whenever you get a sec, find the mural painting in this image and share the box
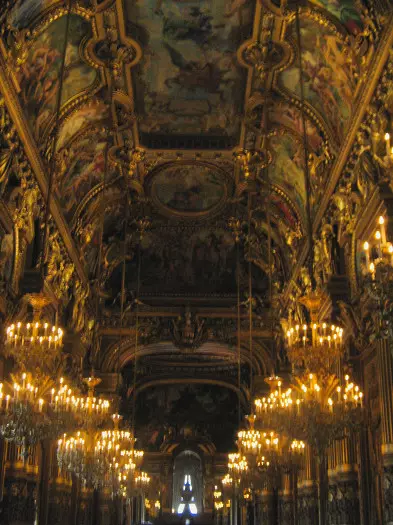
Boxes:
[280,18,356,138]
[17,14,97,139]
[309,0,363,34]
[56,101,108,151]
[268,134,306,216]
[7,0,59,29]
[151,164,226,214]
[127,0,255,140]
[134,384,240,452]
[55,133,107,220]
[268,99,324,152]
[106,227,267,297]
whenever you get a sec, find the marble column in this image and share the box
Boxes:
[377,338,393,524]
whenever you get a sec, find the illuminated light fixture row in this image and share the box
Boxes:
[363,215,393,277]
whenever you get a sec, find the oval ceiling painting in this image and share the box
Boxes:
[150,163,228,217]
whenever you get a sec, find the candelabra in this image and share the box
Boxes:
[135,471,150,488]
[362,214,393,339]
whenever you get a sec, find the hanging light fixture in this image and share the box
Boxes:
[0,374,81,456]
[56,383,141,493]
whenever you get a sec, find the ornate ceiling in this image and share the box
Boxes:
[0,0,389,448]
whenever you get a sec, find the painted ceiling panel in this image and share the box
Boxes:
[280,17,356,139]
[8,0,58,29]
[126,0,255,147]
[309,0,363,34]
[55,130,109,220]
[17,14,98,140]
[268,133,306,217]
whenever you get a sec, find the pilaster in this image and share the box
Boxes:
[298,446,318,525]
[278,472,293,525]
[377,338,393,524]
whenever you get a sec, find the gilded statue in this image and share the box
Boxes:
[0,232,13,285]
[71,280,89,333]
[12,180,40,243]
[171,307,207,352]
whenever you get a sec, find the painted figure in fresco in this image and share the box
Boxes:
[19,43,60,137]
[59,140,106,218]
[132,0,252,137]
[17,15,97,139]
[310,0,363,35]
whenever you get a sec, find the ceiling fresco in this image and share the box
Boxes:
[56,99,108,151]
[0,0,386,455]
[279,16,358,139]
[268,133,306,216]
[16,13,98,140]
[132,383,242,452]
[148,163,229,217]
[8,0,59,29]
[105,226,268,299]
[0,0,381,317]
[308,0,363,33]
[126,0,255,145]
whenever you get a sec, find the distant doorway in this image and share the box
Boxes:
[172,450,203,515]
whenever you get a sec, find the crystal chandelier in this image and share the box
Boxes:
[135,471,150,488]
[57,414,139,492]
[0,373,79,455]
[4,294,64,377]
[284,291,345,375]
[236,415,264,469]
[254,373,363,453]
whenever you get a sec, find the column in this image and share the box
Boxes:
[230,486,239,525]
[327,443,337,524]
[0,439,7,523]
[333,436,360,525]
[37,439,53,525]
[278,472,292,525]
[377,338,393,524]
[140,492,146,524]
[297,445,318,525]
[70,474,80,525]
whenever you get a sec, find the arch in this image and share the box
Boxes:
[100,339,270,376]
[172,450,203,515]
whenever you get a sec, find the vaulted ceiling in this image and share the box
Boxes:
[1,0,383,437]
[0,0,387,453]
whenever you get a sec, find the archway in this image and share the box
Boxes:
[172,450,203,516]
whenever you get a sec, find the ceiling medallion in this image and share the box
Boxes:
[148,162,230,219]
